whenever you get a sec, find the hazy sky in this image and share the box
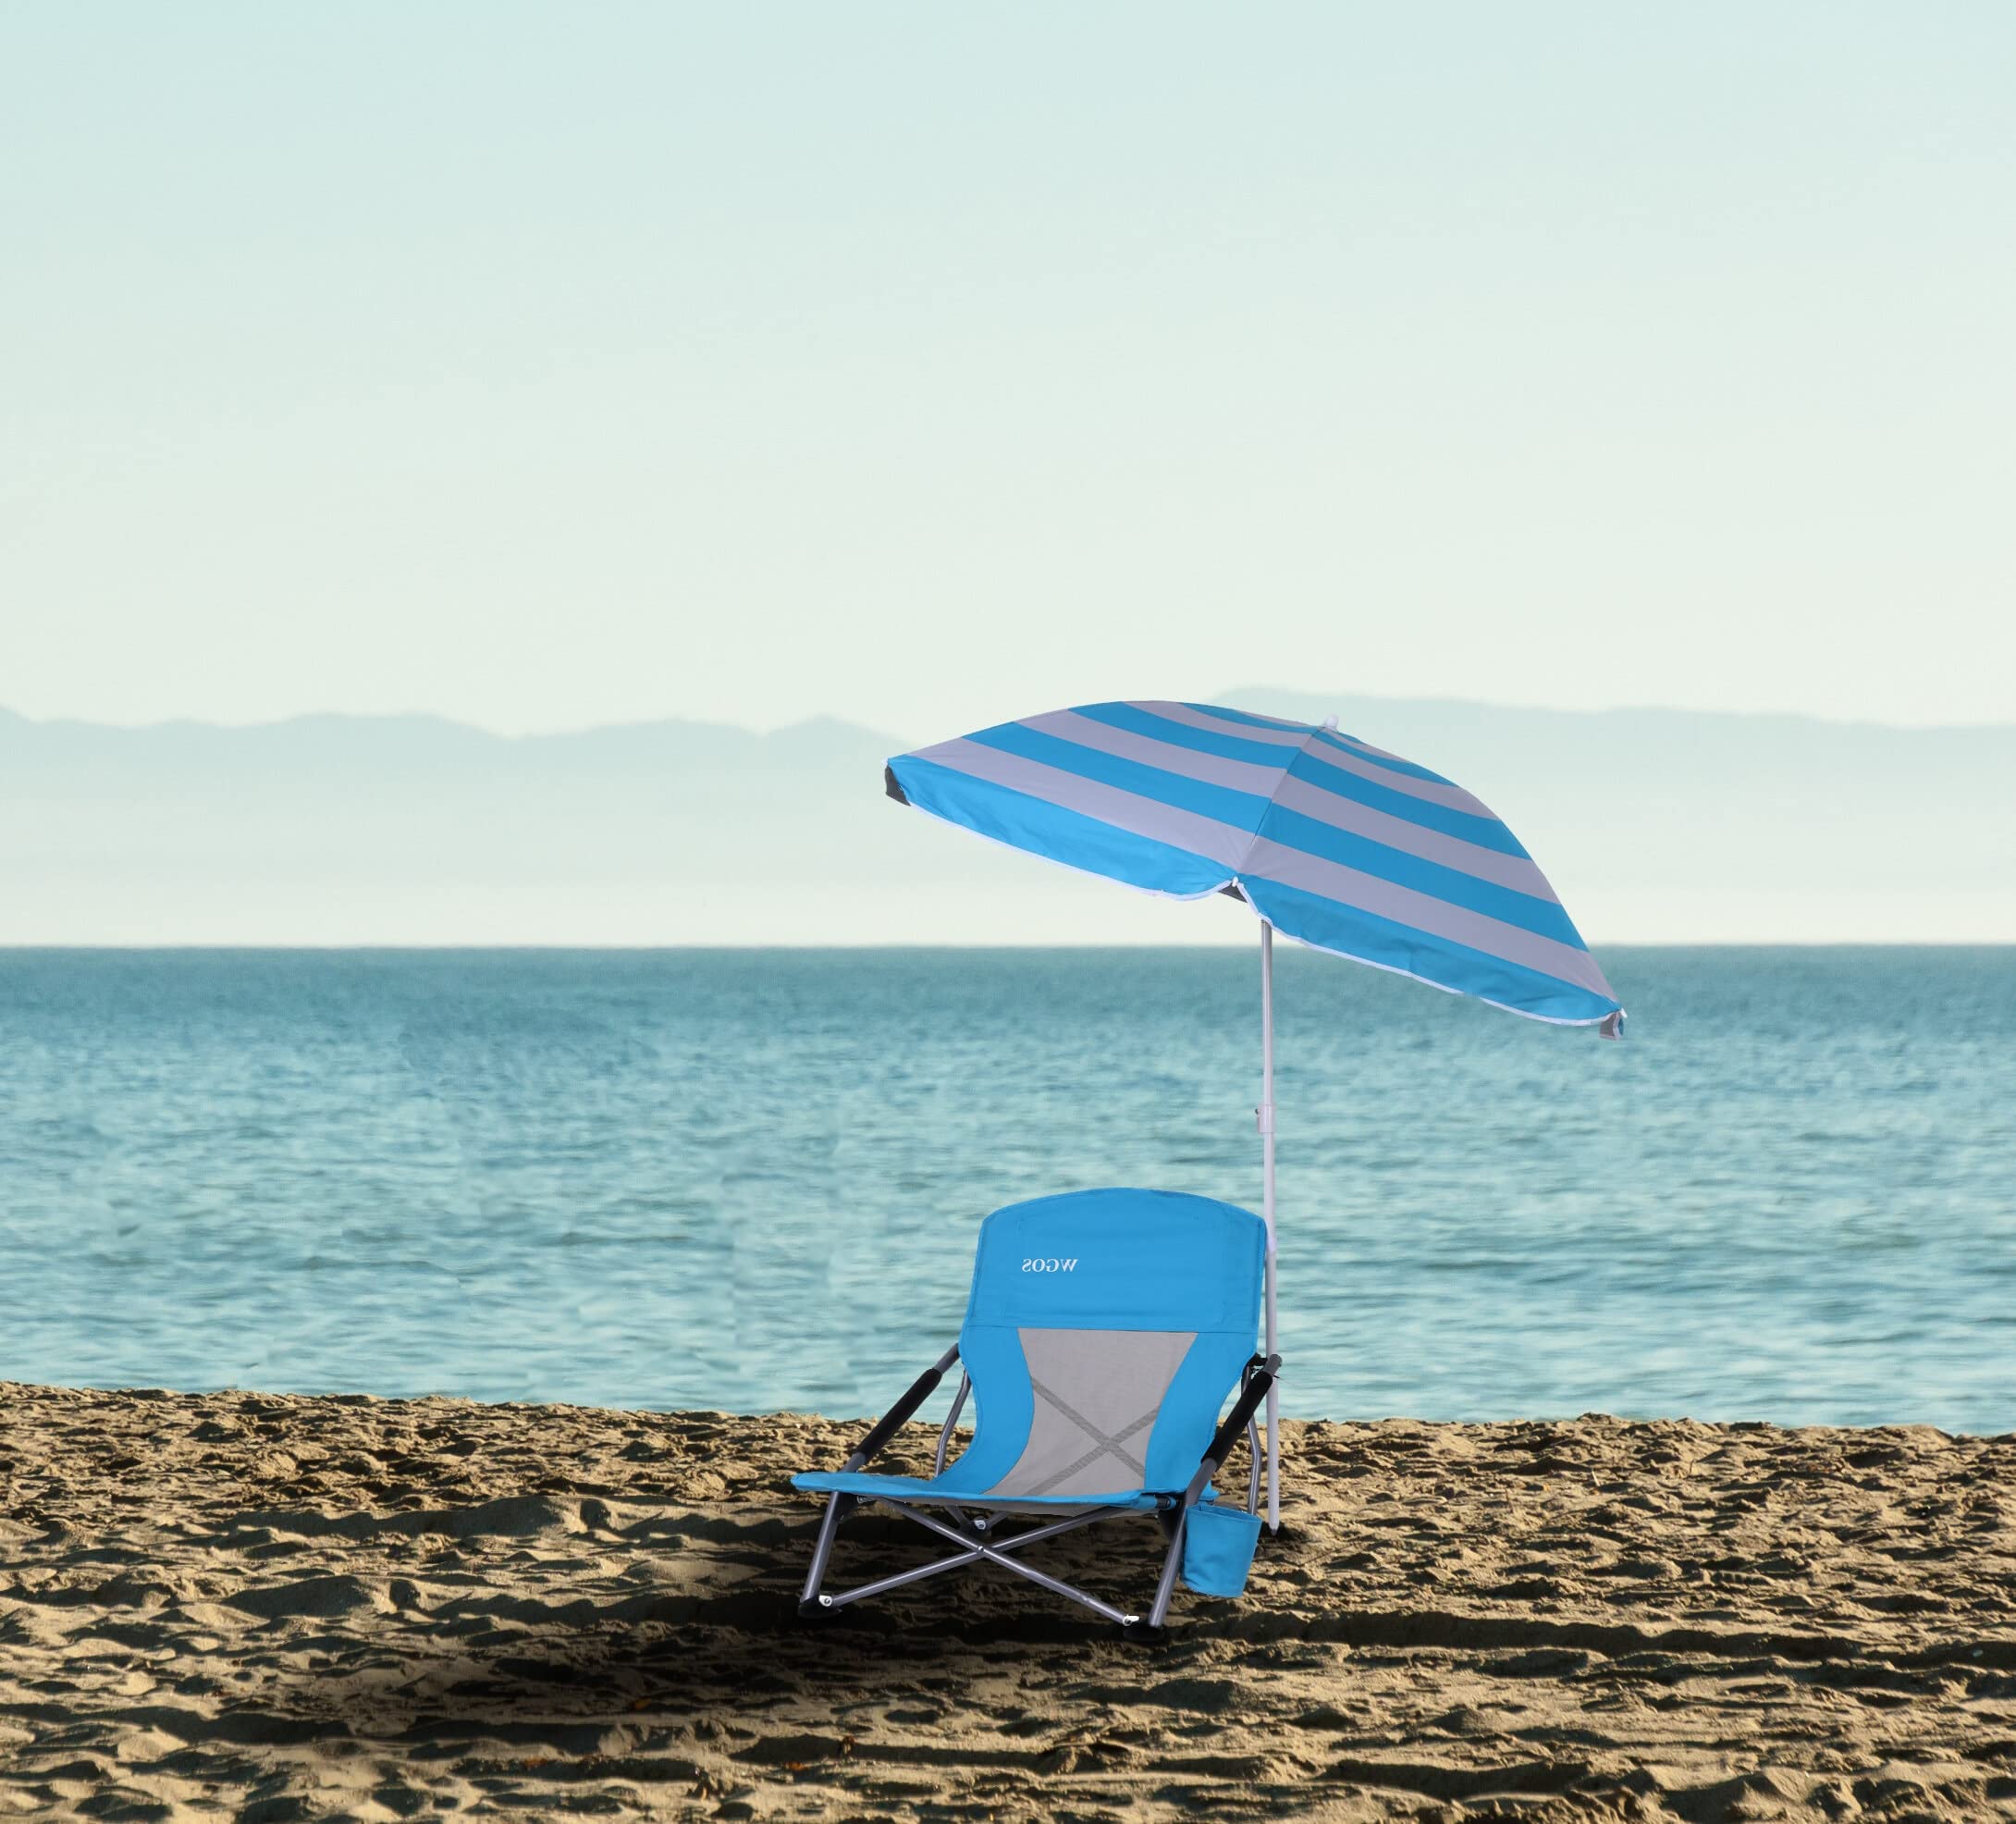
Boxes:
[4,5,2012,738]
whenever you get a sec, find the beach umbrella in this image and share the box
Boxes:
[883,699,1623,1528]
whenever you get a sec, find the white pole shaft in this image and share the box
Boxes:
[1260,921,1280,1531]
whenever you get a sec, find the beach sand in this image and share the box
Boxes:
[2,1385,2012,1820]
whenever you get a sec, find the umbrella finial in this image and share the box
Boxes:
[1321,714,1339,731]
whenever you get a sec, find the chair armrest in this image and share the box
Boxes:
[842,1343,962,1471]
[1181,1354,1280,1506]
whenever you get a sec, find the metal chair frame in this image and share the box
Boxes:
[798,1346,1277,1639]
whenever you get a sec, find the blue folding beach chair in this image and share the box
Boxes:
[793,1188,1279,1640]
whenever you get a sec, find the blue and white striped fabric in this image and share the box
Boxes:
[886,700,1624,1033]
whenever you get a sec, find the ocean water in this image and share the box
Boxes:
[2,948,2011,1433]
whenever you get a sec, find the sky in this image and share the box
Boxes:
[3,4,2013,740]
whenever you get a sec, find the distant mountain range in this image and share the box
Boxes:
[4,696,2010,943]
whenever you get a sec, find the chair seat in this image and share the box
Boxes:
[791,1469,1168,1511]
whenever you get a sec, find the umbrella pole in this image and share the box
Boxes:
[1260,921,1280,1531]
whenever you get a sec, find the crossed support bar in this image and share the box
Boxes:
[802,1498,1148,1627]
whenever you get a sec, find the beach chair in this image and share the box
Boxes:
[793,1187,1279,1640]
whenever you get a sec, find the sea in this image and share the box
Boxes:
[2,948,2011,1433]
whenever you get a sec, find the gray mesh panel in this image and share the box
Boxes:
[988,1327,1196,1497]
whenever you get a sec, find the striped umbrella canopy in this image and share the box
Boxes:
[882,698,1623,1526]
[885,700,1622,1032]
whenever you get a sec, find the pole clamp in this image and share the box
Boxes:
[1255,1102,1274,1137]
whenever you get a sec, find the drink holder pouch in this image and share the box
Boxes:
[1180,1500,1262,1597]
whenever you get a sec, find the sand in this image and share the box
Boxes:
[2,1385,2012,1821]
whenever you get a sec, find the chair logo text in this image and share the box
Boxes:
[1019,1257,1077,1273]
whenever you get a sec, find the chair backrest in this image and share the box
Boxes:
[933,1188,1267,1500]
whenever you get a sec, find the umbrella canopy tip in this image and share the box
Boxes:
[1321,714,1339,731]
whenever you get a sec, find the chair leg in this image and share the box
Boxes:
[799,1493,854,1617]
[1125,1509,1187,1644]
